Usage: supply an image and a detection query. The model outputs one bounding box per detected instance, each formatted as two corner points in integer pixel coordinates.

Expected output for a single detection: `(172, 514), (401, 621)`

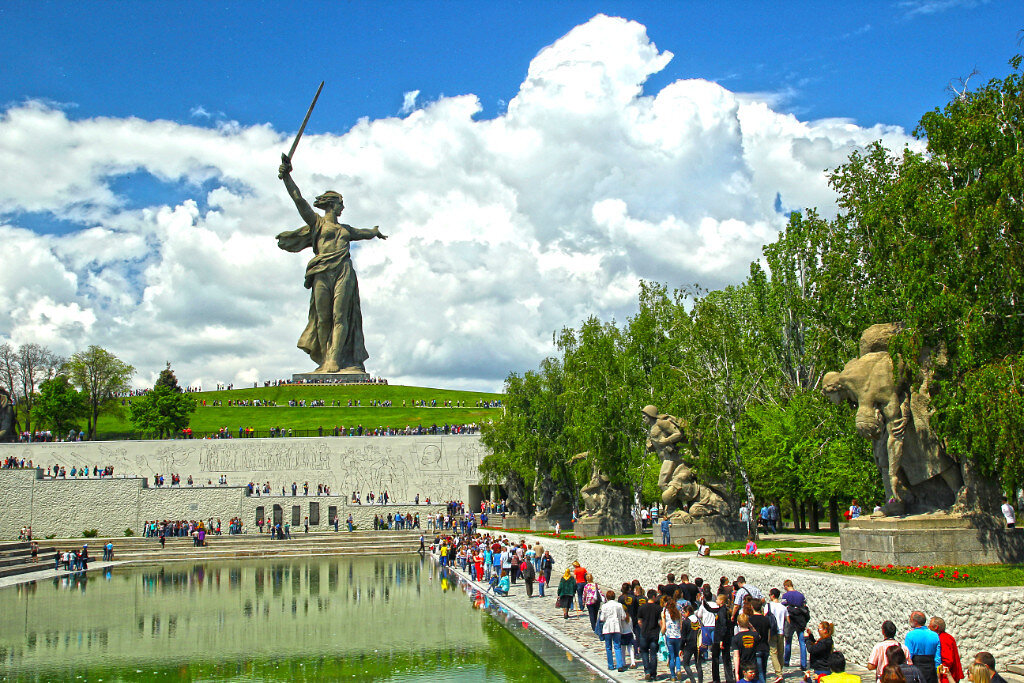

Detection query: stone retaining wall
(507, 533), (1022, 668)
(0, 433), (484, 505)
(0, 468), (447, 538)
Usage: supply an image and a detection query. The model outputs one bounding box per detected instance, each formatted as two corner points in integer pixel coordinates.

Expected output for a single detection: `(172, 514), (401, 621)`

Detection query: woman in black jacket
(804, 621), (834, 680)
(711, 593), (734, 683)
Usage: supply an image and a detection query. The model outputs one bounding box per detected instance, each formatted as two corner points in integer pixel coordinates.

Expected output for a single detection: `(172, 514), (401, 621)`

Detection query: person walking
(782, 579), (809, 670)
(1000, 496), (1016, 528)
(522, 556), (536, 598)
(767, 589), (788, 683)
(638, 589), (662, 681)
(930, 618), (963, 683)
(662, 597), (685, 681)
(557, 568), (577, 620)
(599, 589), (630, 673)
(584, 573), (602, 631)
(683, 602), (705, 683)
(905, 612), (941, 683)
(573, 561), (588, 612)
(867, 621), (911, 681)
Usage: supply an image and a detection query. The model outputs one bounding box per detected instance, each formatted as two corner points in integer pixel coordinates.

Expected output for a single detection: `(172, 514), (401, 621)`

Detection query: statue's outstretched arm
(278, 155), (317, 228)
(347, 225), (387, 241)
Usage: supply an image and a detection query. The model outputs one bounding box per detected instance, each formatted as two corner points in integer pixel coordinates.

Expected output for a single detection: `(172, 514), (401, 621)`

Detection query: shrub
(82, 529), (99, 538)
(44, 533), (56, 539)
(124, 528), (135, 537)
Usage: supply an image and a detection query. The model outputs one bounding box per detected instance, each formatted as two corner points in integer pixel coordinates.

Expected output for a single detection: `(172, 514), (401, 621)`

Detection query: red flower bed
(724, 551), (972, 585)
(598, 539), (690, 551)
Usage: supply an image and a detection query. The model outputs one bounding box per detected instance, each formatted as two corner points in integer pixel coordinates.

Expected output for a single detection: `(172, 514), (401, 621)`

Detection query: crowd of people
(142, 519), (220, 546)
(43, 464), (115, 478)
(3, 456), (34, 469)
(427, 530), (1006, 683)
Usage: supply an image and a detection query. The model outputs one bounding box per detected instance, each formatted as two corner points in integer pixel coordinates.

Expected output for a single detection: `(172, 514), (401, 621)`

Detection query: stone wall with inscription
(0, 435), (485, 504)
(0, 435), (486, 538)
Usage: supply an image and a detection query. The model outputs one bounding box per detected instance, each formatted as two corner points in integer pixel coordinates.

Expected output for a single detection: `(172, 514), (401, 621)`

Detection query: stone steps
(43, 530), (424, 565)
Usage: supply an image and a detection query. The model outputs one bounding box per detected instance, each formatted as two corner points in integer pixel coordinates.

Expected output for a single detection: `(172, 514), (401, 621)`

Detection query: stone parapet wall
(504, 534), (1022, 667)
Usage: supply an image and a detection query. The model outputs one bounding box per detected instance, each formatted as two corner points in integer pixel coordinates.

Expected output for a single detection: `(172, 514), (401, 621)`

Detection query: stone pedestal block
(530, 514), (574, 532)
(291, 371), (371, 384)
(841, 514), (1024, 565)
(574, 516), (634, 537)
(668, 517), (746, 546)
(500, 515), (531, 530)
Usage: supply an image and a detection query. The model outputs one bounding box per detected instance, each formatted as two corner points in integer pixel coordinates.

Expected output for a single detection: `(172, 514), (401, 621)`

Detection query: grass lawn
(97, 384), (503, 436)
(716, 551), (1024, 588)
(594, 539), (828, 552)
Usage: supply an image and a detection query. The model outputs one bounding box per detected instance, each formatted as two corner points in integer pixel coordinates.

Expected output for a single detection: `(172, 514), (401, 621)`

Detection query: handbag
(659, 634), (669, 662)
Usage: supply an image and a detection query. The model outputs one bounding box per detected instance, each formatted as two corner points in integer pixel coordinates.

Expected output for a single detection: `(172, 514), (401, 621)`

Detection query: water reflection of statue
(642, 405), (729, 523)
(276, 156), (387, 373)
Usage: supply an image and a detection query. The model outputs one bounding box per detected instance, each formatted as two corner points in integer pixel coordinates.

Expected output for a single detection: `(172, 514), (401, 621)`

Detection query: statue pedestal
(841, 514), (1024, 565)
(574, 515), (634, 537)
(500, 515), (531, 530)
(530, 514), (574, 532)
(668, 517), (746, 546)
(292, 371), (370, 384)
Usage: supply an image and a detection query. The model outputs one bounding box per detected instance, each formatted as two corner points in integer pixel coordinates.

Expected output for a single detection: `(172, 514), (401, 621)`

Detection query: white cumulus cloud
(0, 14), (921, 391)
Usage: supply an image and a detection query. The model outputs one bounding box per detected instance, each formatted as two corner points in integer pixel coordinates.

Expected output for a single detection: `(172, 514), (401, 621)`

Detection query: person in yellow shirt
(822, 652), (861, 683)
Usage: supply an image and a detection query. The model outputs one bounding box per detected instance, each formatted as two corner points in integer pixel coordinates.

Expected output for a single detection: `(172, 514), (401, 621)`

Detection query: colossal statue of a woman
(276, 155), (387, 374)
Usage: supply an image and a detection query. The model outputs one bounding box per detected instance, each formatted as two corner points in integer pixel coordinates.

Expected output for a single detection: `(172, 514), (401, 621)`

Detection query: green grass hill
(96, 383), (504, 438)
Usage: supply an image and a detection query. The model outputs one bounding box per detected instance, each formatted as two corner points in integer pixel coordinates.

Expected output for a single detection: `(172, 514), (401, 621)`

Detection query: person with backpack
(732, 576), (763, 619)
(522, 556), (536, 597)
(782, 579), (809, 669)
(683, 602), (706, 683)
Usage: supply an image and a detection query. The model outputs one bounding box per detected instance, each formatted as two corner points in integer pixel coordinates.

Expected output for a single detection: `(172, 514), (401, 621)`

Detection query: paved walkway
(446, 562), (873, 683)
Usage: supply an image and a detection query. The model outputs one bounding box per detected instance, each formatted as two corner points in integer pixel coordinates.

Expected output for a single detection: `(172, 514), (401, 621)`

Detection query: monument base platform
(668, 517), (746, 546)
(500, 515), (532, 530)
(292, 371), (370, 384)
(530, 514), (574, 532)
(841, 513), (1024, 565)
(574, 515), (634, 537)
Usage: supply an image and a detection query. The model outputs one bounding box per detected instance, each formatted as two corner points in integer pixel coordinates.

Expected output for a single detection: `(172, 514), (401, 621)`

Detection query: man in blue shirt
(661, 518), (672, 545)
(904, 611), (941, 683)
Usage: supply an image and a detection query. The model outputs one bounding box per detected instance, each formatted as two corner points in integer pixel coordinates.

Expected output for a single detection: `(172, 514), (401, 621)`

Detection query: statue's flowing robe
(276, 216), (368, 368)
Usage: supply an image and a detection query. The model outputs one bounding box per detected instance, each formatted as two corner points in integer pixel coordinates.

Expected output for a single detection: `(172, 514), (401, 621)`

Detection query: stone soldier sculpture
(823, 323), (999, 516)
(642, 405), (729, 523)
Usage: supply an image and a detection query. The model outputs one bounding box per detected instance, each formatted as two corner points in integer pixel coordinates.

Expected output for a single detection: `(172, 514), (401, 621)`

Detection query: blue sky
(2, 1), (1018, 134)
(0, 1), (1019, 390)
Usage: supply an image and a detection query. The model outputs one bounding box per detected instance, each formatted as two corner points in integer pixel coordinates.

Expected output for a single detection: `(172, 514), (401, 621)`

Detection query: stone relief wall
(0, 435), (484, 505)
(0, 435), (485, 538)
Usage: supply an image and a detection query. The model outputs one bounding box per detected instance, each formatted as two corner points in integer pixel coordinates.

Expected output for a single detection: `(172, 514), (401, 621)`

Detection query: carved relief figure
(642, 406), (730, 523)
(822, 323), (979, 516)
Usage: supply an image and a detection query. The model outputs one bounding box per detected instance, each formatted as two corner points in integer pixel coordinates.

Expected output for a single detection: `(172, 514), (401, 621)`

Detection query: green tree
(128, 384), (197, 438)
(32, 375), (88, 437)
(155, 362), (182, 392)
(66, 346), (134, 439)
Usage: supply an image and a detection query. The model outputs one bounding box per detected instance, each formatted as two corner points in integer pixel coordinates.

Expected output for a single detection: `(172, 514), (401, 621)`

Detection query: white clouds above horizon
(0, 14), (921, 392)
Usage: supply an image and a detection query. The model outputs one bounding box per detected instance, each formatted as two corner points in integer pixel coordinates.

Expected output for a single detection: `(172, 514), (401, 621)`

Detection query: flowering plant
(725, 551), (972, 585)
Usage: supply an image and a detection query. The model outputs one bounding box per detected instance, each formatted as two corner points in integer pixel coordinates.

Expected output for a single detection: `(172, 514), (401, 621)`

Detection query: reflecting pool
(0, 556), (600, 681)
